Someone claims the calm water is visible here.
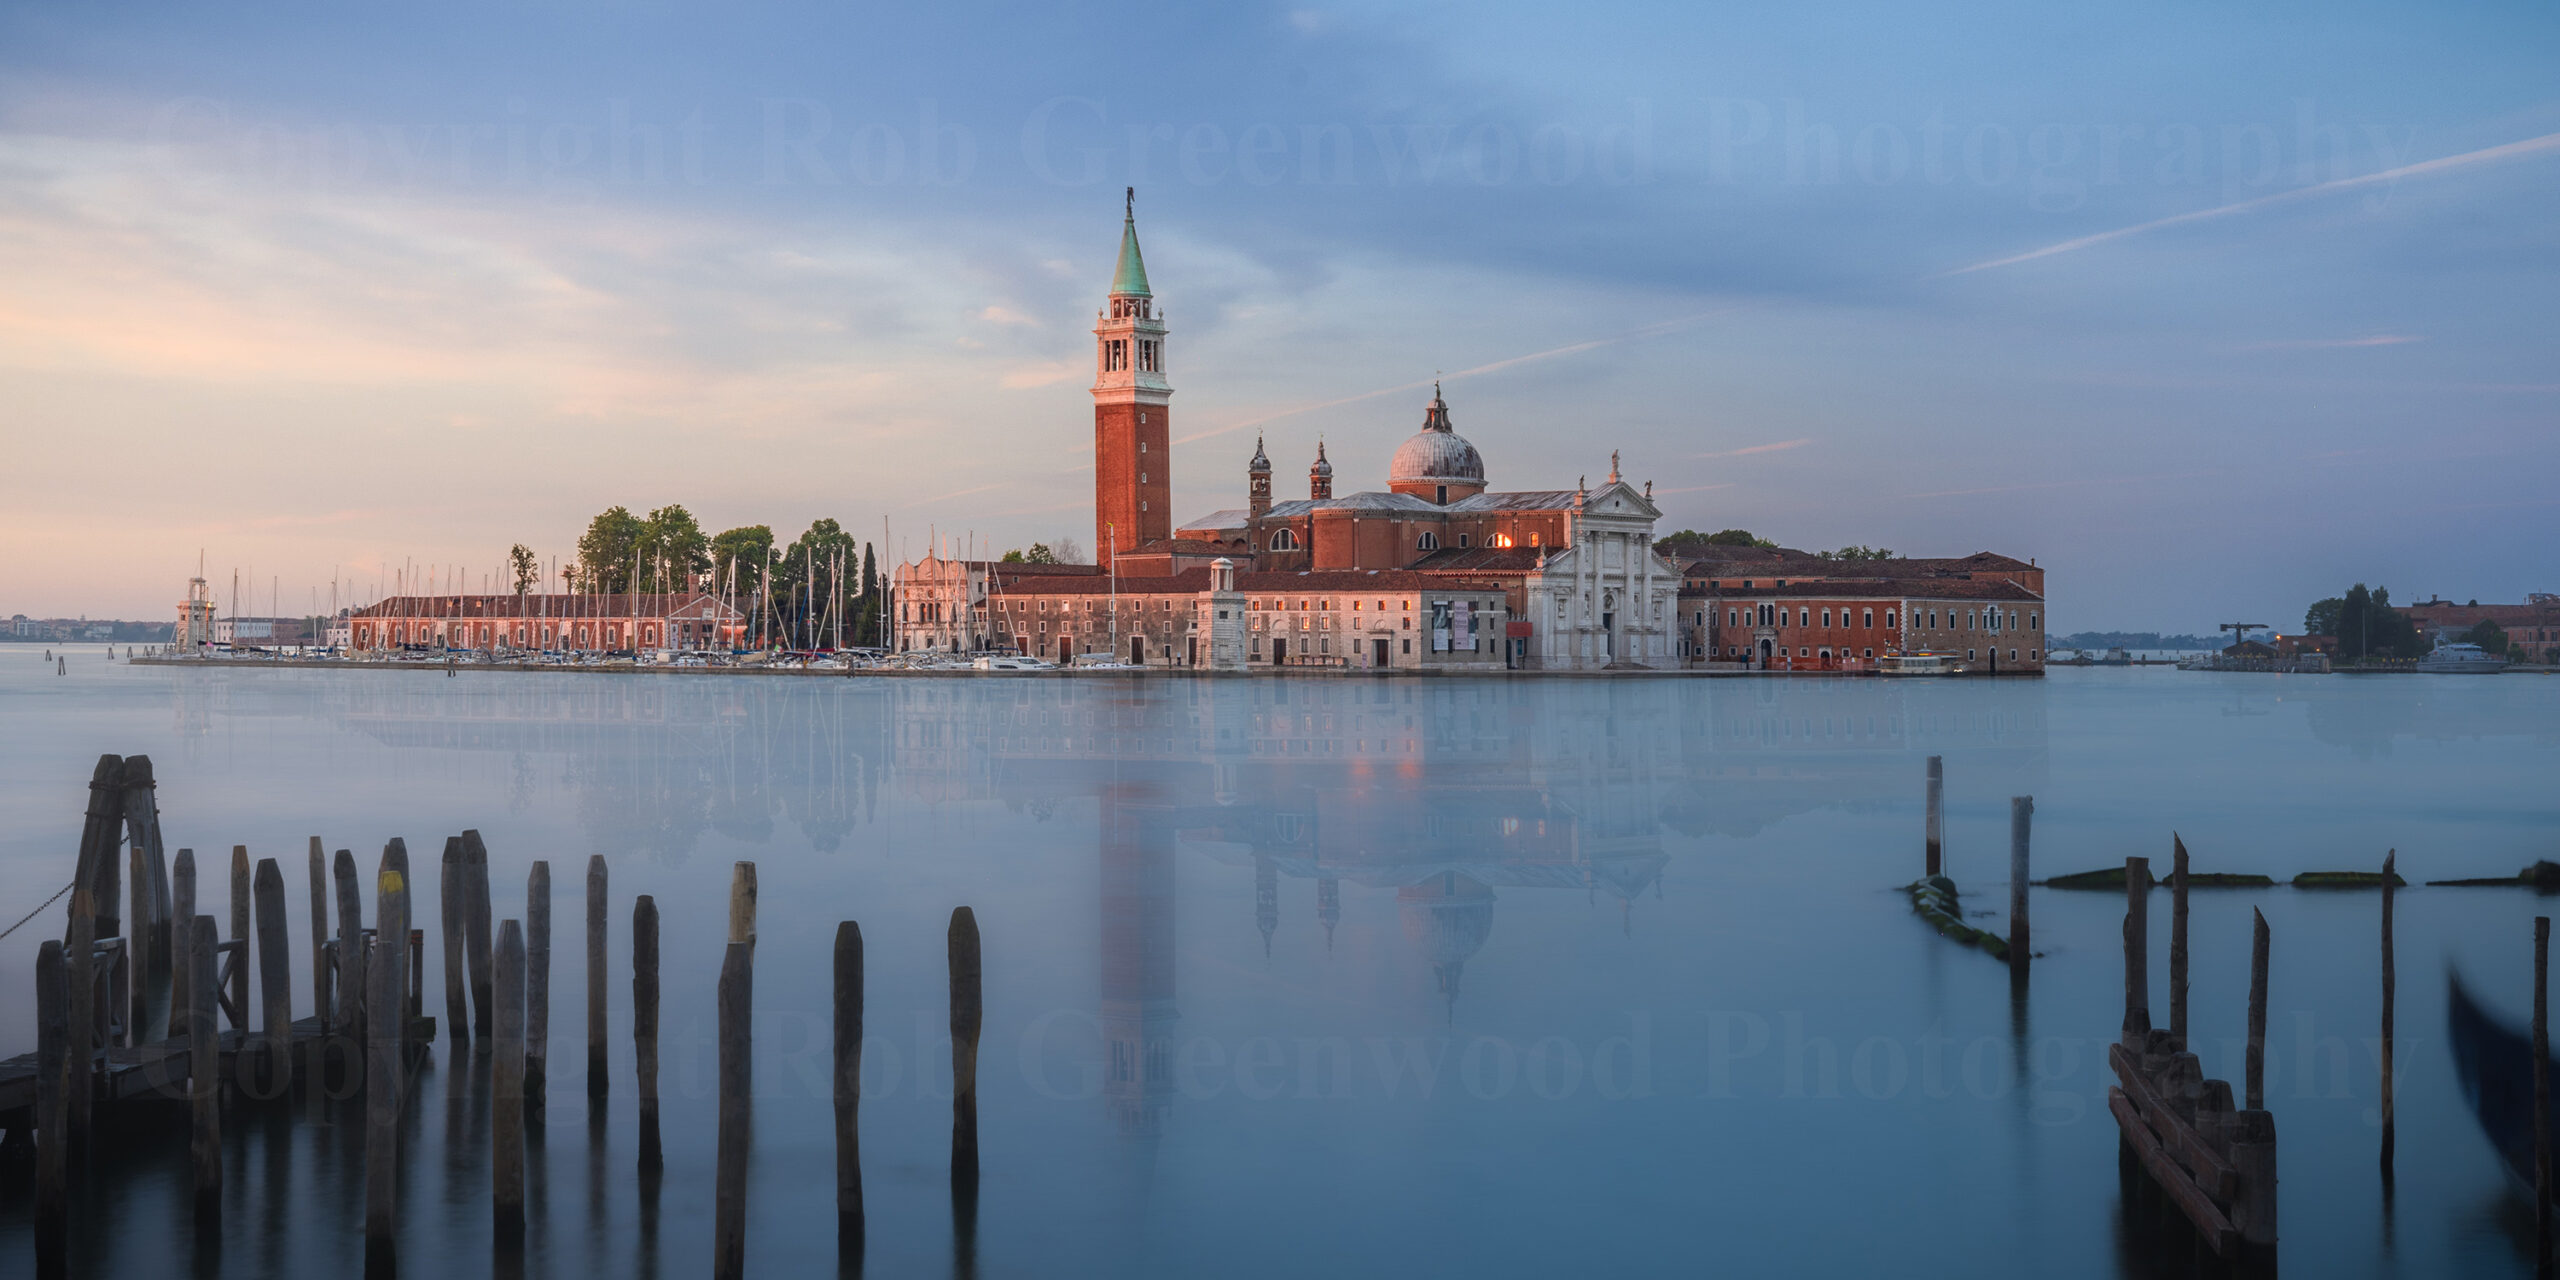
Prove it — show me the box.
[1,657,2556,1277]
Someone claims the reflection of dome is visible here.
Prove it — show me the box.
[1398,872,1494,1015]
[1388,387,1485,492]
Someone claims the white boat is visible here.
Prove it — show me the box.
[1877,651,1960,676]
[2416,641,2508,674]
[971,655,1054,671]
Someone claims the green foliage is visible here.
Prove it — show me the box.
[710,525,774,597]
[1655,528,1778,553]
[2303,596,2344,637]
[1816,545,1895,561]
[1007,543,1060,565]
[508,544,538,595]
[638,505,711,592]
[2334,583,2426,660]
[575,506,645,592]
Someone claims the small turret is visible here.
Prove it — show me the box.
[1248,434,1272,519]
[1309,439,1333,501]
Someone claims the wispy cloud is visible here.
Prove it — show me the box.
[977,305,1040,328]
[1693,439,1812,460]
[1175,306,1738,446]
[2241,335,2423,351]
[998,359,1084,388]
[1649,483,1737,496]
[1899,469,2223,500]
[898,482,1010,510]
[1938,131,2560,277]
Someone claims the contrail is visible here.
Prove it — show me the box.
[1694,439,1811,460]
[1939,131,2560,277]
[1173,307,1738,446]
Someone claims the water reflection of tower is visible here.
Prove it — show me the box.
[1099,785,1177,1156]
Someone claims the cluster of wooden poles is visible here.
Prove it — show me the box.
[27,755,435,1277]
[21,753,990,1279]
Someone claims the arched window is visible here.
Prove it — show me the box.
[1417,532,1440,551]
[1269,528,1299,551]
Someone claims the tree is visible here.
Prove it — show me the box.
[639,504,711,592]
[859,542,880,646]
[508,544,538,594]
[576,507,645,592]
[2460,620,2511,655]
[1655,528,1778,553]
[773,519,860,648]
[1005,543,1060,565]
[1050,535,1089,565]
[2304,596,2344,638]
[2335,583,2425,661]
[1816,545,1894,561]
[711,525,774,600]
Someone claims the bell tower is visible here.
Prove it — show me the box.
[1247,435,1272,520]
[1093,188,1171,570]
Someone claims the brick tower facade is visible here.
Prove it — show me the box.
[1092,189,1171,571]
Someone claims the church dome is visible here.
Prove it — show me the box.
[1388,386,1485,494]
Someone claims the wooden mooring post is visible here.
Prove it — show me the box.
[64,888,94,1165]
[441,837,469,1043]
[253,858,292,1095]
[2380,849,2396,1176]
[950,906,983,1186]
[129,844,152,1047]
[462,831,494,1038]
[1924,755,1943,878]
[2122,856,2150,1046]
[308,838,329,1027]
[713,940,753,1280]
[173,849,197,1058]
[729,861,758,945]
[2109,857,2277,1260]
[34,939,67,1274]
[188,914,220,1211]
[526,861,551,1103]
[363,885,404,1271]
[835,920,865,1252]
[2006,796,2031,973]
[2247,909,2268,1110]
[2537,915,2552,1272]
[633,894,660,1168]
[2170,836,2190,1047]
[493,918,527,1240]
[586,855,608,1099]
[333,850,365,1041]
[229,847,252,1029]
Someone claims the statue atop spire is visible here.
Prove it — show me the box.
[1111,188,1151,298]
[1609,450,1620,484]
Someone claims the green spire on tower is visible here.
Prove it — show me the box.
[1112,186,1152,297]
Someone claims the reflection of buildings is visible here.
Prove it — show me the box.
[226,668,2048,1160]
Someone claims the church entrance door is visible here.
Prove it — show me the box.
[1273,638,1287,665]
[1372,638,1389,668]
[1757,638,1773,669]
[1602,611,1615,658]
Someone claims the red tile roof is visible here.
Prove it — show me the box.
[351,593,740,619]
[1677,578,2043,602]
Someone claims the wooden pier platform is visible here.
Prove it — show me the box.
[0,1013,434,1134]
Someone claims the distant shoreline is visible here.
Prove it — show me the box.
[123,655,2047,679]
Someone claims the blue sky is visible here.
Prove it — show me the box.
[2,1,2553,629]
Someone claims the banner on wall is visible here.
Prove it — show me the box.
[1431,600,1450,652]
[1453,600,1473,650]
